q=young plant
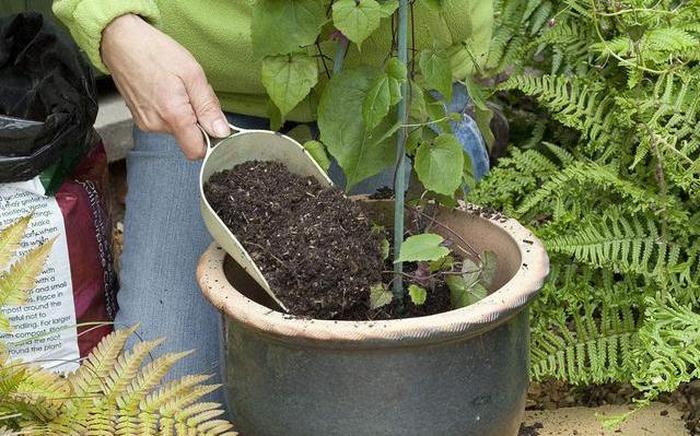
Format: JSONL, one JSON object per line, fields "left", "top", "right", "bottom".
{"left": 252, "top": 0, "right": 494, "bottom": 311}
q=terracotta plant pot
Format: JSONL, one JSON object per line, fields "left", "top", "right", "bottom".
{"left": 197, "top": 201, "right": 549, "bottom": 436}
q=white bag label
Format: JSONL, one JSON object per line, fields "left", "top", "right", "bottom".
{"left": 0, "top": 180, "right": 80, "bottom": 372}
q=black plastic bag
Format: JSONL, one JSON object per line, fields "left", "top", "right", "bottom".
{"left": 0, "top": 12, "right": 97, "bottom": 190}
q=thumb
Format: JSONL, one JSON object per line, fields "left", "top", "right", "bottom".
{"left": 183, "top": 66, "right": 230, "bottom": 138}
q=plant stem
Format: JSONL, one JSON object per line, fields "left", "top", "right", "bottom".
{"left": 392, "top": 0, "right": 410, "bottom": 308}
{"left": 333, "top": 36, "right": 348, "bottom": 75}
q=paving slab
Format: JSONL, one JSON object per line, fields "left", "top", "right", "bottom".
{"left": 522, "top": 402, "right": 689, "bottom": 435}
{"left": 95, "top": 92, "right": 133, "bottom": 162}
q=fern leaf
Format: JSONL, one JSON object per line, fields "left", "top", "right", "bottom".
{"left": 139, "top": 374, "right": 213, "bottom": 413}
{"left": 547, "top": 213, "right": 679, "bottom": 280}
{"left": 632, "top": 297, "right": 700, "bottom": 400}
{"left": 0, "top": 215, "right": 31, "bottom": 272}
{"left": 69, "top": 325, "right": 137, "bottom": 397}
{"left": 0, "top": 237, "right": 55, "bottom": 310}
{"left": 117, "top": 350, "right": 194, "bottom": 410}
{"left": 103, "top": 337, "right": 166, "bottom": 403}
{"left": 531, "top": 303, "right": 640, "bottom": 384}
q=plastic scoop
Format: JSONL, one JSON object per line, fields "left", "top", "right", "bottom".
{"left": 198, "top": 123, "right": 333, "bottom": 312}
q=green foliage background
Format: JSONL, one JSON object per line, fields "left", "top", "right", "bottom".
{"left": 469, "top": 0, "right": 700, "bottom": 401}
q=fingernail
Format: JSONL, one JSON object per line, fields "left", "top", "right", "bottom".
{"left": 212, "top": 119, "right": 230, "bottom": 137}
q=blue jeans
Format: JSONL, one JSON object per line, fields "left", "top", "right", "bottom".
{"left": 116, "top": 114, "right": 270, "bottom": 408}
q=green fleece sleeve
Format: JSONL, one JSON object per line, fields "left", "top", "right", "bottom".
{"left": 52, "top": 0, "right": 161, "bottom": 73}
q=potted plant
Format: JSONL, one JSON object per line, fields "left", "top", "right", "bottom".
{"left": 197, "top": 1, "right": 549, "bottom": 435}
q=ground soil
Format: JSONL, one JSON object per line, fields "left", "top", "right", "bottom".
{"left": 204, "top": 160, "right": 452, "bottom": 320}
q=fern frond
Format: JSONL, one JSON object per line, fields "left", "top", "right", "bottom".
{"left": 0, "top": 237, "right": 56, "bottom": 311}
{"left": 531, "top": 302, "right": 640, "bottom": 384}
{"left": 547, "top": 213, "right": 679, "bottom": 281}
{"left": 516, "top": 162, "right": 671, "bottom": 218}
{"left": 0, "top": 215, "right": 31, "bottom": 272}
{"left": 116, "top": 350, "right": 194, "bottom": 411}
{"left": 70, "top": 325, "right": 137, "bottom": 397}
{"left": 103, "top": 337, "right": 166, "bottom": 402}
{"left": 631, "top": 297, "right": 700, "bottom": 401}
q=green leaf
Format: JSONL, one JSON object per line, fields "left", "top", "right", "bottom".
{"left": 380, "top": 238, "right": 390, "bottom": 260}
{"left": 379, "top": 0, "right": 399, "bottom": 17}
{"left": 425, "top": 92, "right": 452, "bottom": 133}
{"left": 406, "top": 127, "right": 423, "bottom": 154}
{"left": 474, "top": 106, "right": 495, "bottom": 150}
{"left": 429, "top": 255, "right": 454, "bottom": 272}
{"left": 408, "top": 284, "right": 427, "bottom": 306}
{"left": 446, "top": 275, "right": 471, "bottom": 308}
{"left": 386, "top": 58, "right": 407, "bottom": 106}
{"left": 395, "top": 233, "right": 450, "bottom": 263}
{"left": 461, "top": 258, "right": 481, "bottom": 285}
{"left": 267, "top": 100, "right": 284, "bottom": 131}
{"left": 415, "top": 134, "right": 464, "bottom": 195}
{"left": 333, "top": 0, "right": 382, "bottom": 47}
{"left": 362, "top": 74, "right": 392, "bottom": 130}
{"left": 262, "top": 54, "right": 318, "bottom": 117}
{"left": 303, "top": 141, "right": 331, "bottom": 172}
{"left": 419, "top": 48, "right": 453, "bottom": 100}
{"left": 480, "top": 251, "right": 498, "bottom": 288}
{"left": 409, "top": 84, "right": 427, "bottom": 120}
{"left": 446, "top": 275, "right": 486, "bottom": 308}
{"left": 252, "top": 0, "right": 326, "bottom": 56}
{"left": 423, "top": 0, "right": 443, "bottom": 12}
{"left": 386, "top": 57, "right": 407, "bottom": 82}
{"left": 370, "top": 283, "right": 393, "bottom": 309}
{"left": 318, "top": 66, "right": 396, "bottom": 189}
{"left": 469, "top": 282, "right": 488, "bottom": 301}
{"left": 462, "top": 151, "right": 476, "bottom": 190}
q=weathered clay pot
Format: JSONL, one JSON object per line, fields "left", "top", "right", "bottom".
{"left": 197, "top": 201, "right": 549, "bottom": 436}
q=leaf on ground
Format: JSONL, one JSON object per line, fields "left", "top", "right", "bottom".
{"left": 262, "top": 53, "right": 318, "bottom": 117}
{"left": 415, "top": 133, "right": 464, "bottom": 195}
{"left": 395, "top": 233, "right": 450, "bottom": 263}
{"left": 303, "top": 141, "right": 331, "bottom": 172}
{"left": 408, "top": 284, "right": 427, "bottom": 306}
{"left": 370, "top": 283, "right": 393, "bottom": 309}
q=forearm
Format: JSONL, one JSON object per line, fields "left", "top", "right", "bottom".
{"left": 52, "top": 0, "right": 161, "bottom": 73}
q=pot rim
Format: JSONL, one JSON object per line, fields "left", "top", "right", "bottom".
{"left": 197, "top": 202, "right": 549, "bottom": 348}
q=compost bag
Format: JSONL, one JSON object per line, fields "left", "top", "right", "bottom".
{"left": 0, "top": 12, "right": 97, "bottom": 189}
{"left": 0, "top": 12, "right": 116, "bottom": 372}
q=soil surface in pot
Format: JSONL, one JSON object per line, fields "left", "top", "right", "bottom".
{"left": 204, "top": 161, "right": 452, "bottom": 320}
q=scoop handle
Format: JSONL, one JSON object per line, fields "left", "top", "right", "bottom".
{"left": 197, "top": 123, "right": 249, "bottom": 156}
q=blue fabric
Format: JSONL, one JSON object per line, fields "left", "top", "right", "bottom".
{"left": 116, "top": 113, "right": 269, "bottom": 411}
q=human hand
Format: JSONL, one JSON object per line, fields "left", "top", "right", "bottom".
{"left": 101, "top": 14, "right": 230, "bottom": 160}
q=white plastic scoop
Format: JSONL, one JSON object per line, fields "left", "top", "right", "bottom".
{"left": 198, "top": 123, "right": 333, "bottom": 312}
